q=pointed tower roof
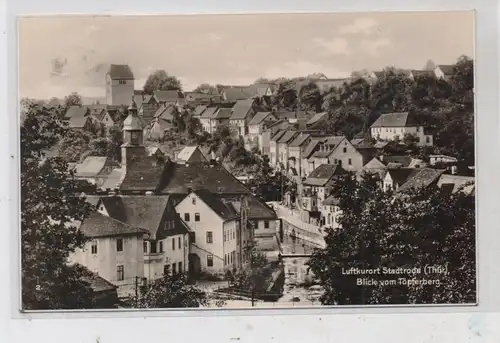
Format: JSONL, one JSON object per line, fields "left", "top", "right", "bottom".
{"left": 123, "top": 98, "right": 142, "bottom": 130}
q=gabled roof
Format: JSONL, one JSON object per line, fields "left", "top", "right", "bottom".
{"left": 100, "top": 168, "right": 125, "bottom": 190}
{"left": 436, "top": 64, "right": 455, "bottom": 75}
{"left": 119, "top": 155, "right": 166, "bottom": 192}
{"left": 248, "top": 112, "right": 272, "bottom": 126}
{"left": 271, "top": 130, "right": 287, "bottom": 142}
{"left": 228, "top": 194, "right": 277, "bottom": 219}
{"left": 154, "top": 103, "right": 176, "bottom": 121}
{"left": 108, "top": 64, "right": 134, "bottom": 80}
{"left": 192, "top": 189, "right": 239, "bottom": 221}
{"left": 302, "top": 139, "right": 321, "bottom": 159}
{"left": 274, "top": 111, "right": 297, "bottom": 120}
{"left": 99, "top": 195, "right": 186, "bottom": 238}
{"left": 230, "top": 99, "right": 254, "bottom": 120}
{"left": 303, "top": 164, "right": 343, "bottom": 186}
{"left": 200, "top": 106, "right": 219, "bottom": 119}
{"left": 222, "top": 87, "right": 255, "bottom": 102}
{"left": 325, "top": 136, "right": 345, "bottom": 148}
{"left": 68, "top": 115, "right": 91, "bottom": 129}
{"left": 386, "top": 168, "right": 415, "bottom": 186}
{"left": 381, "top": 155, "right": 413, "bottom": 167}
{"left": 193, "top": 105, "right": 208, "bottom": 116}
{"left": 437, "top": 174, "right": 475, "bottom": 195}
{"left": 147, "top": 146, "right": 164, "bottom": 156}
{"left": 214, "top": 108, "right": 232, "bottom": 120}
{"left": 176, "top": 146, "right": 206, "bottom": 162}
{"left": 154, "top": 90, "right": 183, "bottom": 103}
{"left": 75, "top": 156, "right": 118, "bottom": 177}
{"left": 159, "top": 162, "right": 250, "bottom": 195}
{"left": 306, "top": 112, "right": 328, "bottom": 125}
{"left": 289, "top": 134, "right": 311, "bottom": 148}
{"left": 79, "top": 211, "right": 147, "bottom": 238}
{"left": 397, "top": 168, "right": 445, "bottom": 192}
{"left": 122, "top": 113, "right": 143, "bottom": 131}
{"left": 370, "top": 112, "right": 418, "bottom": 128}
{"left": 81, "top": 268, "right": 118, "bottom": 294}
{"left": 65, "top": 106, "right": 89, "bottom": 119}
{"left": 277, "top": 131, "right": 298, "bottom": 144}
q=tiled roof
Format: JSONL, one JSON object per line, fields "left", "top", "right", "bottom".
{"left": 75, "top": 156, "right": 117, "bottom": 177}
{"left": 159, "top": 162, "right": 250, "bottom": 195}
{"left": 302, "top": 139, "right": 321, "bottom": 159}
{"left": 99, "top": 195, "right": 186, "bottom": 239}
{"left": 289, "top": 134, "right": 310, "bottom": 148}
{"left": 311, "top": 151, "right": 331, "bottom": 159}
{"left": 79, "top": 211, "right": 147, "bottom": 238}
{"left": 437, "top": 174, "right": 475, "bottom": 195}
{"left": 193, "top": 105, "right": 207, "bottom": 116}
{"left": 154, "top": 104, "right": 176, "bottom": 121}
{"left": 437, "top": 64, "right": 455, "bottom": 75}
{"left": 303, "top": 164, "right": 343, "bottom": 186}
{"left": 397, "top": 168, "right": 445, "bottom": 192}
{"left": 80, "top": 267, "right": 118, "bottom": 293}
{"left": 370, "top": 112, "right": 418, "bottom": 128}
{"left": 108, "top": 64, "right": 134, "bottom": 80}
{"left": 386, "top": 168, "right": 415, "bottom": 186}
{"left": 325, "top": 136, "right": 345, "bottom": 148}
{"left": 214, "top": 108, "right": 232, "bottom": 119}
{"left": 271, "top": 130, "right": 287, "bottom": 142}
{"left": 154, "top": 90, "right": 183, "bottom": 103}
{"left": 274, "top": 111, "right": 297, "bottom": 120}
{"left": 230, "top": 99, "right": 254, "bottom": 120}
{"left": 119, "top": 154, "right": 166, "bottom": 192}
{"left": 177, "top": 146, "right": 198, "bottom": 162}
{"left": 277, "top": 131, "right": 298, "bottom": 144}
{"left": 306, "top": 112, "right": 328, "bottom": 125}
{"left": 68, "top": 115, "right": 90, "bottom": 129}
{"left": 223, "top": 87, "right": 255, "bottom": 102}
{"left": 122, "top": 113, "right": 143, "bottom": 131}
{"left": 100, "top": 168, "right": 125, "bottom": 190}
{"left": 248, "top": 112, "right": 272, "bottom": 126}
{"left": 65, "top": 106, "right": 89, "bottom": 119}
{"left": 228, "top": 194, "right": 277, "bottom": 219}
{"left": 381, "top": 155, "right": 412, "bottom": 167}
{"left": 200, "top": 106, "right": 219, "bottom": 119}
{"left": 193, "top": 189, "right": 239, "bottom": 220}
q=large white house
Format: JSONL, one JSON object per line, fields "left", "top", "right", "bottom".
{"left": 69, "top": 211, "right": 147, "bottom": 298}
{"left": 175, "top": 189, "right": 241, "bottom": 276}
{"left": 370, "top": 112, "right": 433, "bottom": 147}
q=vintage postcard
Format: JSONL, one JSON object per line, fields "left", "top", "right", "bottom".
{"left": 18, "top": 11, "right": 475, "bottom": 310}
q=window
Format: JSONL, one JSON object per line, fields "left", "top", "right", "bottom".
{"left": 178, "top": 237, "right": 181, "bottom": 249}
{"left": 163, "top": 264, "right": 170, "bottom": 275}
{"left": 172, "top": 263, "right": 177, "bottom": 274}
{"left": 223, "top": 231, "right": 226, "bottom": 242}
{"left": 230, "top": 252, "right": 233, "bottom": 264}
{"left": 416, "top": 127, "right": 420, "bottom": 132}
{"left": 207, "top": 255, "right": 214, "bottom": 267}
{"left": 190, "top": 232, "right": 196, "bottom": 243}
{"left": 192, "top": 197, "right": 196, "bottom": 205}
{"left": 172, "top": 238, "right": 175, "bottom": 251}
{"left": 116, "top": 265, "right": 124, "bottom": 281}
{"left": 119, "top": 80, "right": 126, "bottom": 85}
{"left": 343, "top": 147, "right": 347, "bottom": 153}
{"left": 264, "top": 220, "right": 270, "bottom": 229}
{"left": 348, "top": 158, "right": 352, "bottom": 165}
{"left": 150, "top": 241, "right": 157, "bottom": 254}
{"left": 91, "top": 241, "right": 98, "bottom": 254}
{"left": 159, "top": 241, "right": 163, "bottom": 253}
{"left": 195, "top": 213, "right": 200, "bottom": 222}
{"left": 178, "top": 262, "right": 182, "bottom": 273}
{"left": 116, "top": 238, "right": 123, "bottom": 252}
{"left": 143, "top": 241, "right": 148, "bottom": 253}
{"left": 224, "top": 254, "right": 227, "bottom": 265}
{"left": 184, "top": 213, "right": 190, "bottom": 221}
{"left": 426, "top": 136, "right": 430, "bottom": 143}
{"left": 206, "top": 231, "right": 213, "bottom": 244}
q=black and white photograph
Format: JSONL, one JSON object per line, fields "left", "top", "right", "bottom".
{"left": 19, "top": 11, "right": 475, "bottom": 310}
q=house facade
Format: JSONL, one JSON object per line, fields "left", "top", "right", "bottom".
{"left": 327, "top": 138, "right": 365, "bottom": 172}
{"left": 370, "top": 112, "right": 433, "bottom": 147}
{"left": 175, "top": 190, "right": 241, "bottom": 276}
{"left": 69, "top": 212, "right": 147, "bottom": 298}
{"left": 229, "top": 99, "right": 256, "bottom": 136}
{"left": 287, "top": 133, "right": 312, "bottom": 179}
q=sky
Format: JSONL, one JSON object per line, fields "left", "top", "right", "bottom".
{"left": 18, "top": 11, "right": 474, "bottom": 100}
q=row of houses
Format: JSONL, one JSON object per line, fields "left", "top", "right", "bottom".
{"left": 67, "top": 106, "right": 280, "bottom": 299}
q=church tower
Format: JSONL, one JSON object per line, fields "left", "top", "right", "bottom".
{"left": 121, "top": 98, "right": 146, "bottom": 167}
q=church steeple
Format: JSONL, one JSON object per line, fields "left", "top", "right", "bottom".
{"left": 121, "top": 97, "right": 145, "bottom": 166}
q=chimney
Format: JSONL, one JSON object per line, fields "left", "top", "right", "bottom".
{"left": 451, "top": 165, "right": 458, "bottom": 175}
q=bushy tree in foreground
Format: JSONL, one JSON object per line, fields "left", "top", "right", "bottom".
{"left": 133, "top": 272, "right": 212, "bottom": 308}
{"left": 307, "top": 173, "right": 475, "bottom": 305}
{"left": 21, "top": 105, "right": 96, "bottom": 309}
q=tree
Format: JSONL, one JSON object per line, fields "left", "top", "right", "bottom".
{"left": 307, "top": 173, "right": 476, "bottom": 305}
{"left": 233, "top": 244, "right": 270, "bottom": 300}
{"left": 272, "top": 79, "right": 297, "bottom": 110}
{"left": 298, "top": 82, "right": 322, "bottom": 112}
{"left": 193, "top": 83, "right": 218, "bottom": 94}
{"left": 143, "top": 70, "right": 182, "bottom": 94}
{"left": 254, "top": 77, "right": 270, "bottom": 84}
{"left": 58, "top": 130, "right": 95, "bottom": 162}
{"left": 21, "top": 106, "right": 96, "bottom": 310}
{"left": 133, "top": 272, "right": 210, "bottom": 308}
{"left": 64, "top": 92, "right": 82, "bottom": 107}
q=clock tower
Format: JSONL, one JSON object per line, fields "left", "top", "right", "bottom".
{"left": 121, "top": 98, "right": 146, "bottom": 167}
